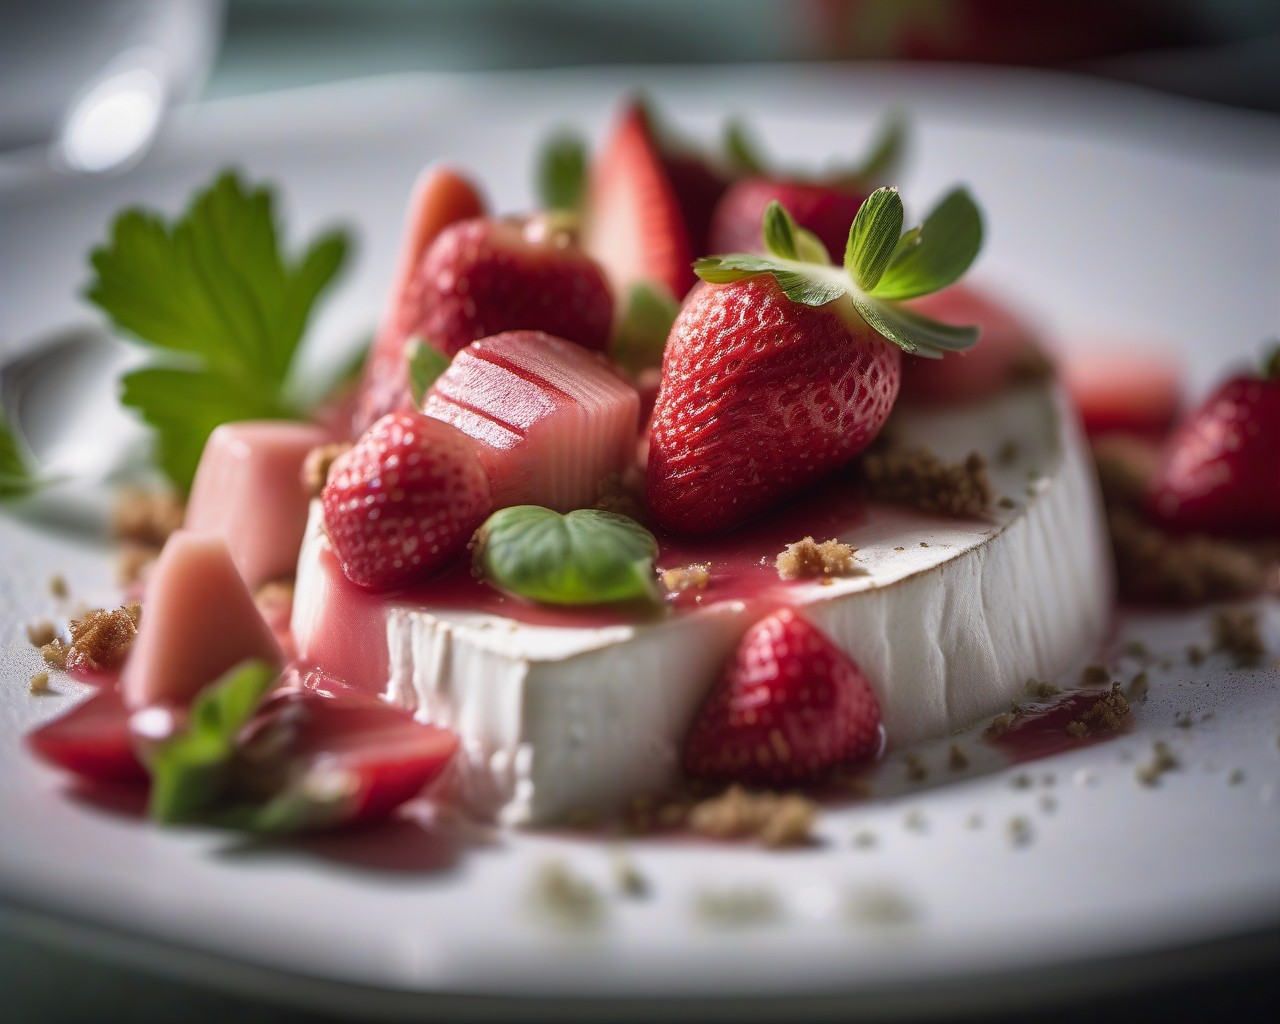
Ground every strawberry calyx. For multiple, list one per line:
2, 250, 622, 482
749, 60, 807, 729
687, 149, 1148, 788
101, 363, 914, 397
724, 111, 906, 190
1262, 342, 1280, 381
695, 187, 984, 359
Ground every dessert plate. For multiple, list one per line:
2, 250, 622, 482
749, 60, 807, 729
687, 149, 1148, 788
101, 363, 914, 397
1, 65, 1278, 1020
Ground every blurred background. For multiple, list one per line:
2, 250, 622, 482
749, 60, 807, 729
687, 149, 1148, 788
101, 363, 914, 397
3, 0, 1279, 174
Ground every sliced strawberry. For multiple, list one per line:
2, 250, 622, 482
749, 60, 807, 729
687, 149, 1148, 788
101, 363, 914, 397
1062, 349, 1181, 438
322, 412, 491, 589
356, 167, 486, 433
662, 151, 730, 258
27, 688, 147, 784
423, 330, 639, 512
708, 178, 869, 263
249, 688, 459, 825
1145, 349, 1280, 537
647, 274, 900, 535
898, 285, 1052, 406
583, 102, 694, 302
683, 608, 882, 785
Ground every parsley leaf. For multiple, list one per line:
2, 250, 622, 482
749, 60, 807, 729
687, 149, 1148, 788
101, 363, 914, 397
86, 171, 351, 491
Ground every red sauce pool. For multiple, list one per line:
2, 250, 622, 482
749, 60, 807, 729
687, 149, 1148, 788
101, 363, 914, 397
987, 687, 1133, 763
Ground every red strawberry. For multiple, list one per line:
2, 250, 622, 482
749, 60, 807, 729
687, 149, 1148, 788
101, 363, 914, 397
583, 102, 694, 302
357, 167, 486, 433
240, 687, 458, 826
662, 150, 730, 258
647, 274, 901, 535
708, 178, 869, 264
322, 412, 491, 589
1063, 349, 1181, 438
1145, 348, 1280, 537
27, 688, 148, 785
683, 608, 883, 785
397, 216, 613, 359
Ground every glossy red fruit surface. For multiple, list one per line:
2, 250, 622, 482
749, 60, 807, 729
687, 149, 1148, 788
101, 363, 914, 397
707, 178, 868, 263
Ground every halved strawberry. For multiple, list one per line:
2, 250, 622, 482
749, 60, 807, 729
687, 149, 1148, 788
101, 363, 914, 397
322, 412, 492, 589
27, 689, 147, 784
356, 167, 486, 432
898, 285, 1052, 406
243, 688, 459, 826
1145, 347, 1280, 537
683, 608, 882, 785
1062, 349, 1181, 438
583, 102, 694, 303
424, 330, 640, 512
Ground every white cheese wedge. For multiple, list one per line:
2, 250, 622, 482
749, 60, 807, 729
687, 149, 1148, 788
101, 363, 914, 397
293, 380, 1112, 824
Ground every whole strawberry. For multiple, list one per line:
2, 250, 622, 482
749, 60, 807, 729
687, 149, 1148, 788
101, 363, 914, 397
396, 215, 613, 358
683, 607, 883, 785
322, 412, 491, 589
648, 187, 984, 535
706, 115, 903, 262
1145, 347, 1280, 537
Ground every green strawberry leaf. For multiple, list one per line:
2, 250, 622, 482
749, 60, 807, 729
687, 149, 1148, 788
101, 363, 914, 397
871, 187, 983, 300
148, 659, 279, 824
475, 506, 660, 606
538, 132, 587, 212
0, 405, 40, 501
724, 119, 767, 175
845, 187, 904, 291
405, 338, 451, 404
850, 298, 979, 359
833, 110, 907, 188
611, 282, 680, 375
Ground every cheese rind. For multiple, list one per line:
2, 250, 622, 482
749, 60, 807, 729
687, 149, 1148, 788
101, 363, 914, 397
293, 381, 1111, 824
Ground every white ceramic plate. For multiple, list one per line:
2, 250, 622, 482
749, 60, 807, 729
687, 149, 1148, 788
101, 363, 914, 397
1, 66, 1278, 1021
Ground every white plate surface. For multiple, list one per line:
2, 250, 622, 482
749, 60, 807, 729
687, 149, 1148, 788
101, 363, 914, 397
1, 65, 1278, 1020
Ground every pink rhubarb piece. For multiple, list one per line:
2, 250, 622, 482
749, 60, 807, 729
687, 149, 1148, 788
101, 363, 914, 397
423, 330, 640, 512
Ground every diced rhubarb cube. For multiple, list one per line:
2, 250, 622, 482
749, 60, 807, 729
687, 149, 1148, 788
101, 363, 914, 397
122, 532, 283, 709
423, 330, 640, 512
185, 421, 331, 588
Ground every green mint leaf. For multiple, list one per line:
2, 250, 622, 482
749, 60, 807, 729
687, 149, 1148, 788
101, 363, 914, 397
476, 506, 659, 606
845, 186, 904, 291
611, 282, 679, 374
762, 201, 800, 260
872, 187, 982, 301
724, 119, 767, 175
85, 170, 352, 492
538, 132, 587, 212
0, 405, 39, 501
405, 338, 451, 404
851, 298, 979, 359
835, 111, 908, 187
148, 660, 278, 824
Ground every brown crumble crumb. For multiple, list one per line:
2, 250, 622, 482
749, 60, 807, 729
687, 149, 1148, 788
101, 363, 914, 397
660, 564, 711, 595
687, 785, 817, 848
611, 848, 648, 898
112, 488, 184, 546
1090, 435, 1161, 509
1201, 711, 1215, 723
1039, 794, 1058, 814
998, 496, 1016, 510
1024, 678, 1061, 700
1025, 484, 1039, 498
1186, 645, 1206, 666
904, 809, 927, 833
966, 813, 984, 830
1010, 772, 1033, 790
656, 802, 689, 829
1229, 769, 1245, 786
48, 574, 68, 599
1124, 639, 1150, 659
985, 711, 1017, 739
847, 886, 916, 927
1067, 683, 1130, 737
64, 606, 140, 672
1175, 713, 1194, 730
775, 537, 863, 581
893, 545, 905, 552
40, 640, 68, 669
302, 443, 353, 498
996, 440, 1019, 466
695, 886, 780, 927
1010, 346, 1056, 383
948, 744, 970, 771
1080, 664, 1111, 687
1135, 741, 1180, 787
920, 541, 929, 548
25, 620, 57, 648
117, 543, 161, 587
529, 860, 603, 928
852, 829, 877, 849
563, 807, 599, 829
1008, 816, 1033, 847
859, 447, 992, 518
1210, 607, 1266, 667
29, 671, 50, 695
593, 470, 648, 522
1126, 671, 1150, 703
903, 752, 928, 783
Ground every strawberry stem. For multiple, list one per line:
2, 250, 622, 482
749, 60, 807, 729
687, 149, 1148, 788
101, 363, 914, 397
1263, 342, 1280, 381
